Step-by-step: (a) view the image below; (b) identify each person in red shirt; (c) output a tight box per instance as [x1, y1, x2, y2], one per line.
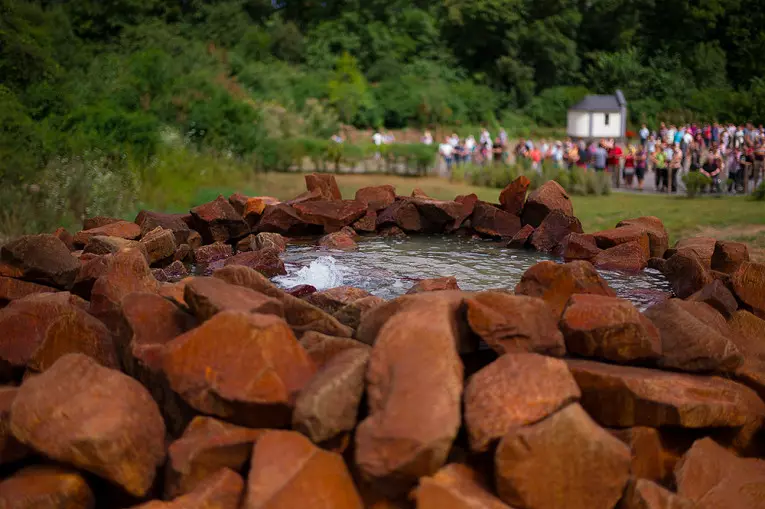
[623, 145, 636, 188]
[607, 140, 623, 188]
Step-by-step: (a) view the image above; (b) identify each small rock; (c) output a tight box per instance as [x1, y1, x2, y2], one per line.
[254, 231, 287, 252]
[190, 195, 249, 244]
[731, 261, 765, 318]
[618, 478, 696, 509]
[728, 310, 765, 400]
[53, 227, 75, 251]
[305, 173, 343, 200]
[0, 465, 94, 509]
[406, 276, 460, 294]
[74, 220, 142, 246]
[141, 227, 177, 265]
[243, 196, 281, 228]
[593, 225, 651, 260]
[183, 276, 284, 321]
[529, 209, 583, 253]
[616, 216, 669, 258]
[521, 180, 574, 228]
[89, 249, 160, 320]
[0, 276, 57, 305]
[83, 235, 148, 261]
[305, 286, 372, 315]
[299, 331, 369, 368]
[470, 201, 522, 238]
[332, 295, 385, 329]
[499, 175, 531, 216]
[665, 252, 714, 298]
[193, 242, 232, 265]
[415, 463, 512, 509]
[688, 279, 738, 317]
[286, 284, 317, 297]
[294, 200, 367, 231]
[352, 209, 378, 233]
[257, 203, 322, 236]
[0, 387, 28, 464]
[507, 224, 534, 249]
[1, 234, 80, 289]
[319, 230, 358, 250]
[135, 210, 192, 245]
[138, 468, 244, 509]
[610, 427, 686, 486]
[356, 185, 396, 211]
[674, 237, 717, 268]
[561, 232, 601, 260]
[593, 241, 648, 272]
[83, 215, 121, 230]
[223, 248, 286, 277]
[711, 240, 750, 274]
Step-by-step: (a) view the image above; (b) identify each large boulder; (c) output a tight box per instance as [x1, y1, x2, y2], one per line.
[183, 276, 284, 322]
[495, 403, 630, 509]
[294, 200, 367, 231]
[465, 292, 565, 356]
[665, 252, 714, 299]
[560, 294, 661, 363]
[593, 241, 648, 272]
[137, 468, 244, 509]
[1, 234, 80, 289]
[470, 201, 522, 238]
[515, 260, 616, 318]
[731, 261, 765, 318]
[619, 479, 696, 509]
[593, 226, 651, 260]
[305, 173, 342, 200]
[244, 430, 363, 509]
[135, 210, 191, 245]
[464, 353, 580, 452]
[163, 311, 315, 427]
[10, 354, 165, 496]
[415, 463, 512, 509]
[377, 199, 427, 232]
[727, 310, 765, 400]
[644, 299, 742, 373]
[711, 240, 749, 274]
[406, 276, 460, 294]
[0, 465, 95, 509]
[256, 203, 322, 236]
[499, 175, 530, 216]
[617, 216, 669, 258]
[165, 416, 262, 498]
[223, 248, 286, 277]
[355, 185, 396, 211]
[529, 210, 583, 253]
[355, 306, 463, 495]
[190, 195, 249, 244]
[674, 237, 716, 267]
[73, 221, 142, 246]
[521, 180, 574, 228]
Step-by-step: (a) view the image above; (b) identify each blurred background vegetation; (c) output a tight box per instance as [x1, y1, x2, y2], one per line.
[3, 0, 765, 236]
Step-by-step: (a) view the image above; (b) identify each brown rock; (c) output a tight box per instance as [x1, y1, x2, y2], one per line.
[644, 299, 742, 373]
[560, 294, 661, 363]
[0, 276, 57, 305]
[465, 291, 565, 356]
[245, 430, 362, 509]
[356, 185, 396, 211]
[235, 234, 257, 252]
[163, 311, 315, 427]
[521, 180, 574, 228]
[470, 201, 522, 238]
[593, 241, 648, 272]
[138, 468, 244, 509]
[495, 403, 630, 509]
[594, 226, 651, 259]
[190, 195, 249, 244]
[71, 254, 110, 300]
[0, 465, 94, 509]
[412, 199, 466, 231]
[187, 230, 202, 250]
[53, 226, 75, 251]
[568, 359, 765, 431]
[353, 209, 378, 233]
[254, 231, 287, 252]
[174, 244, 192, 262]
[665, 252, 714, 299]
[507, 224, 534, 249]
[135, 211, 191, 246]
[162, 260, 189, 281]
[299, 331, 369, 368]
[674, 237, 716, 268]
[83, 215, 121, 230]
[243, 196, 281, 228]
[415, 463, 512, 509]
[165, 416, 262, 498]
[305, 286, 372, 315]
[83, 235, 148, 261]
[648, 257, 668, 273]
[451, 193, 479, 231]
[10, 354, 165, 496]
[306, 173, 342, 200]
[515, 260, 616, 318]
[333, 295, 385, 330]
[618, 479, 696, 509]
[285, 284, 316, 297]
[617, 216, 669, 258]
[728, 310, 765, 400]
[687, 279, 738, 317]
[89, 249, 160, 319]
[183, 276, 283, 322]
[411, 188, 430, 198]
[465, 353, 580, 452]
[610, 427, 685, 486]
[294, 200, 367, 231]
[731, 261, 765, 317]
[675, 437, 765, 509]
[529, 210, 583, 253]
[1, 234, 80, 289]
[0, 387, 28, 464]
[193, 242, 232, 266]
[293, 346, 369, 443]
[319, 230, 358, 250]
[141, 227, 177, 265]
[228, 192, 250, 215]
[561, 232, 601, 260]
[499, 175, 530, 216]
[223, 248, 286, 277]
[378, 225, 406, 238]
[257, 203, 321, 236]
[73, 220, 142, 246]
[711, 240, 749, 274]
[406, 276, 460, 294]
[214, 266, 353, 338]
[356, 305, 463, 495]
[377, 199, 426, 232]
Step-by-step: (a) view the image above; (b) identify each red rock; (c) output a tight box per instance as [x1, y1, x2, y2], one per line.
[675, 437, 765, 509]
[593, 241, 648, 272]
[515, 260, 616, 317]
[353, 209, 378, 233]
[406, 276, 460, 294]
[731, 261, 765, 317]
[257, 203, 321, 236]
[163, 311, 315, 427]
[193, 242, 232, 266]
[0, 276, 57, 304]
[235, 234, 257, 252]
[728, 310, 765, 400]
[610, 427, 686, 486]
[411, 188, 430, 198]
[214, 266, 353, 338]
[223, 248, 286, 277]
[470, 201, 522, 238]
[495, 403, 630, 509]
[561, 232, 601, 260]
[190, 195, 249, 244]
[356, 304, 463, 495]
[356, 185, 396, 211]
[645, 299, 742, 373]
[415, 463, 512, 509]
[529, 210, 583, 253]
[228, 192, 250, 215]
[0, 387, 28, 464]
[90, 249, 160, 320]
[619, 479, 696, 509]
[674, 237, 716, 268]
[73, 220, 141, 246]
[162, 260, 190, 282]
[53, 227, 75, 251]
[71, 254, 110, 300]
[165, 416, 262, 498]
[135, 211, 191, 245]
[286, 284, 317, 297]
[299, 331, 369, 367]
[83, 236, 148, 261]
[293, 346, 369, 443]
[412, 198, 466, 231]
[560, 294, 661, 362]
[377, 200, 426, 232]
[0, 465, 94, 509]
[378, 225, 406, 238]
[319, 230, 358, 250]
[711, 240, 750, 274]
[186, 230, 202, 249]
[294, 200, 367, 231]
[305, 173, 342, 200]
[287, 188, 324, 205]
[243, 196, 281, 228]
[465, 353, 580, 452]
[252, 232, 286, 252]
[184, 276, 283, 321]
[521, 180, 574, 228]
[141, 227, 177, 265]
[665, 252, 714, 299]
[451, 193, 478, 231]
[506, 224, 534, 249]
[688, 279, 738, 317]
[83, 215, 121, 230]
[593, 225, 651, 260]
[616, 216, 669, 258]
[138, 468, 244, 509]
[333, 295, 385, 330]
[499, 175, 530, 216]
[1, 234, 80, 289]
[305, 286, 372, 315]
[10, 354, 166, 496]
[568, 359, 765, 433]
[465, 291, 565, 356]
[245, 430, 362, 509]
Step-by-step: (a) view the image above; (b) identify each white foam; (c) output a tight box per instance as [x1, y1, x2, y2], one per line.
[274, 256, 344, 290]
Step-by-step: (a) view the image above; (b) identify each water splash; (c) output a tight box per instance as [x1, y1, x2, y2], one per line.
[274, 256, 344, 290]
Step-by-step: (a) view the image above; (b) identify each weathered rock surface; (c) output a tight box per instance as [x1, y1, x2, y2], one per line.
[356, 185, 396, 211]
[618, 479, 696, 509]
[305, 173, 343, 200]
[90, 248, 160, 320]
[674, 237, 716, 268]
[727, 310, 765, 399]
[711, 240, 749, 274]
[529, 210, 583, 253]
[470, 201, 522, 238]
[141, 226, 177, 264]
[495, 403, 630, 509]
[352, 209, 377, 232]
[610, 427, 686, 486]
[135, 210, 192, 245]
[665, 252, 714, 299]
[299, 331, 369, 368]
[256, 203, 322, 236]
[687, 279, 738, 317]
[190, 195, 249, 244]
[415, 463, 512, 509]
[561, 232, 601, 260]
[163, 311, 315, 427]
[0, 465, 95, 509]
[294, 200, 367, 230]
[499, 175, 530, 216]
[74, 221, 142, 246]
[10, 354, 166, 496]
[193, 242, 232, 266]
[593, 241, 648, 272]
[319, 229, 358, 250]
[507, 224, 534, 248]
[730, 261, 765, 317]
[223, 248, 286, 277]
[83, 235, 148, 261]
[254, 231, 287, 252]
[138, 468, 244, 509]
[333, 295, 385, 330]
[464, 353, 580, 452]
[406, 276, 460, 294]
[560, 294, 661, 362]
[594, 225, 651, 259]
[183, 276, 284, 322]
[245, 430, 363, 509]
[521, 180, 574, 227]
[305, 286, 372, 315]
[465, 292, 565, 356]
[0, 276, 57, 305]
[1, 234, 80, 289]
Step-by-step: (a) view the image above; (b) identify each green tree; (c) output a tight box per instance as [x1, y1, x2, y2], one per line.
[328, 52, 370, 124]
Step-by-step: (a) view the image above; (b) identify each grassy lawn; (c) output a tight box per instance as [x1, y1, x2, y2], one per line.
[178, 172, 765, 258]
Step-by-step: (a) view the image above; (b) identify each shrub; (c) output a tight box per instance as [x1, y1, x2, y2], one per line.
[752, 181, 765, 201]
[682, 171, 712, 198]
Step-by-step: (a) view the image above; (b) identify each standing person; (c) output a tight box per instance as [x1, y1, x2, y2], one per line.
[669, 144, 683, 193]
[607, 140, 623, 188]
[635, 145, 647, 190]
[593, 142, 607, 173]
[754, 140, 765, 186]
[652, 143, 668, 192]
[727, 146, 742, 193]
[422, 130, 433, 145]
[623, 145, 636, 188]
[372, 130, 384, 159]
[701, 150, 722, 193]
[464, 135, 476, 164]
[439, 137, 455, 175]
[499, 128, 508, 147]
[529, 144, 542, 173]
[639, 124, 649, 146]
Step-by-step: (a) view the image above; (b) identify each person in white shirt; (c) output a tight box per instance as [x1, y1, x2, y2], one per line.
[439, 138, 455, 173]
[666, 125, 677, 145]
[372, 131, 383, 160]
[480, 129, 491, 146]
[422, 131, 433, 145]
[639, 124, 649, 146]
[449, 133, 460, 147]
[464, 135, 476, 163]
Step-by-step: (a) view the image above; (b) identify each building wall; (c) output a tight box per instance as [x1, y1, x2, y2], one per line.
[567, 111, 590, 138]
[591, 112, 622, 138]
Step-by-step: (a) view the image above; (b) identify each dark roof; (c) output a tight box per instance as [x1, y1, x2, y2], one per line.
[570, 90, 626, 112]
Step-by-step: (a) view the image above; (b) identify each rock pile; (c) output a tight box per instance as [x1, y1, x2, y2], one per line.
[0, 173, 764, 508]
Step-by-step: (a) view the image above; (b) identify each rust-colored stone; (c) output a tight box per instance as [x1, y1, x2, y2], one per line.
[618, 479, 696, 509]
[10, 354, 166, 496]
[521, 180, 574, 228]
[674, 237, 716, 268]
[529, 209, 583, 253]
[616, 216, 669, 258]
[728, 310, 765, 400]
[305, 173, 343, 200]
[319, 230, 358, 250]
[83, 215, 121, 230]
[0, 465, 95, 509]
[353, 209, 378, 233]
[499, 175, 530, 216]
[90, 249, 160, 320]
[465, 353, 580, 452]
[412, 199, 466, 231]
[135, 210, 192, 245]
[138, 468, 244, 509]
[243, 196, 281, 228]
[53, 226, 75, 251]
[223, 248, 286, 277]
[470, 201, 522, 238]
[141, 226, 177, 265]
[83, 235, 148, 261]
[254, 231, 286, 252]
[190, 195, 249, 244]
[687, 279, 738, 317]
[593, 241, 648, 272]
[415, 463, 511, 509]
[74, 220, 142, 246]
[559, 232, 601, 260]
[0, 386, 28, 464]
[731, 261, 765, 318]
[305, 286, 372, 315]
[356, 185, 396, 211]
[610, 427, 687, 486]
[711, 240, 749, 274]
[299, 331, 369, 368]
[506, 224, 534, 249]
[184, 276, 284, 322]
[193, 242, 232, 266]
[377, 199, 426, 233]
[257, 203, 322, 236]
[406, 276, 460, 294]
[333, 295, 385, 329]
[0, 276, 57, 304]
[665, 252, 714, 299]
[594, 226, 651, 259]
[294, 200, 367, 230]
[1, 234, 80, 289]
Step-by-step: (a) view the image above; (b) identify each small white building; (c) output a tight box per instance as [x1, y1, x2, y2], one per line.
[567, 90, 627, 140]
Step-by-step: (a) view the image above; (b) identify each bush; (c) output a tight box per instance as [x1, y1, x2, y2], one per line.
[752, 181, 765, 201]
[682, 171, 713, 198]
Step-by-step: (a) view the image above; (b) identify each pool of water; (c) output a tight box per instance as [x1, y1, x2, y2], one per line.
[273, 235, 672, 310]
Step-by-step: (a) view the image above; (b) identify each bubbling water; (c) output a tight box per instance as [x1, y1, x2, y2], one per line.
[273, 256, 344, 290]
